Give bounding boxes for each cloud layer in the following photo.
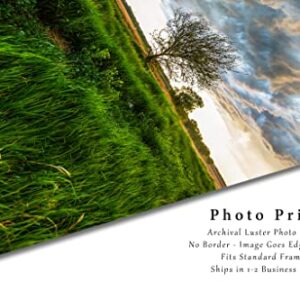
[163,0,300,163]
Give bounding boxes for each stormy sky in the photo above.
[163,0,300,163]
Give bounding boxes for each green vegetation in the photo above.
[184,120,215,165]
[0,0,215,254]
[173,94,215,166]
[174,87,204,114]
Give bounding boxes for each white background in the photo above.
[0,168,299,299]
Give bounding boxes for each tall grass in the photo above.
[0,0,215,254]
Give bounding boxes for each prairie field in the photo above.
[0,0,214,254]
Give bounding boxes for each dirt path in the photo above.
[116,0,148,55]
[115,0,226,190]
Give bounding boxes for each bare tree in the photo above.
[147,9,237,87]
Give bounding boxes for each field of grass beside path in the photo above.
[0,0,215,254]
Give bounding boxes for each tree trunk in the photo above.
[146,53,162,63]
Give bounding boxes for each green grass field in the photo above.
[0,0,215,254]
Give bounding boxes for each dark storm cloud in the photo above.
[163,0,300,162]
